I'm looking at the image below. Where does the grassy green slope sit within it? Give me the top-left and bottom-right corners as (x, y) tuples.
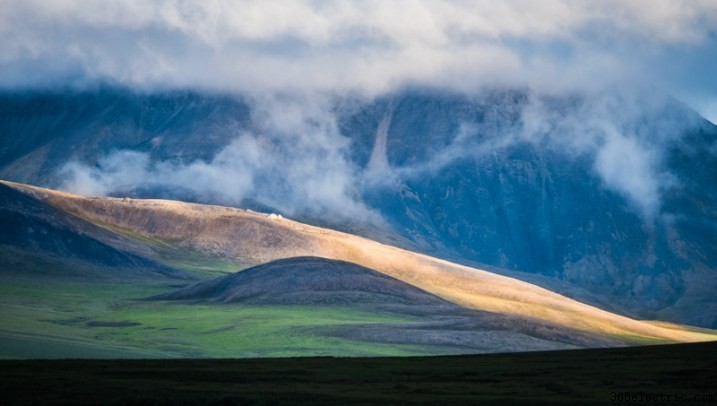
(0, 276), (448, 359)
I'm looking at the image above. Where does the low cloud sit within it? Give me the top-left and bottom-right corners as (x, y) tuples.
(594, 130), (666, 215)
(57, 87), (704, 220)
(61, 136), (260, 200)
(59, 94), (382, 224)
(518, 90), (698, 216)
(376, 89), (701, 217)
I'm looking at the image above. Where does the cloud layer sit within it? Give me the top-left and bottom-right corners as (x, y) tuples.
(56, 88), (703, 222)
(1, 0), (716, 118)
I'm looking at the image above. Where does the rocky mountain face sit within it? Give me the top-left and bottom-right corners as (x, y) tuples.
(347, 90), (717, 327)
(1, 87), (715, 327)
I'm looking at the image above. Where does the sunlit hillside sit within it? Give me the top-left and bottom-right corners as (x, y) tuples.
(5, 180), (714, 345)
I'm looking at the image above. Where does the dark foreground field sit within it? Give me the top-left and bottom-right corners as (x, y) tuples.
(2, 341), (716, 405)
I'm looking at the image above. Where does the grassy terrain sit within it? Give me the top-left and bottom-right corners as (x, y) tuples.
(1, 341), (715, 404)
(0, 277), (441, 359)
(0, 277), (176, 359)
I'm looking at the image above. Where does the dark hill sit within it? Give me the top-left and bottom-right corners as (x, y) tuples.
(154, 256), (454, 307)
(0, 182), (189, 280)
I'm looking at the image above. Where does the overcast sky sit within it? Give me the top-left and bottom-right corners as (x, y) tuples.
(0, 0), (717, 121)
(1, 0), (716, 121)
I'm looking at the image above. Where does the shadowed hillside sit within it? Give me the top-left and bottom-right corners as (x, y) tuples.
(0, 182), (189, 280)
(155, 256), (454, 306)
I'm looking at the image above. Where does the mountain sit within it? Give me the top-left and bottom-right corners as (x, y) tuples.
(4, 180), (714, 345)
(346, 90), (717, 328)
(1, 87), (716, 328)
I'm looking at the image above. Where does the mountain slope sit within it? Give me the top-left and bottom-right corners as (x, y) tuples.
(0, 181), (189, 280)
(4, 180), (714, 344)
